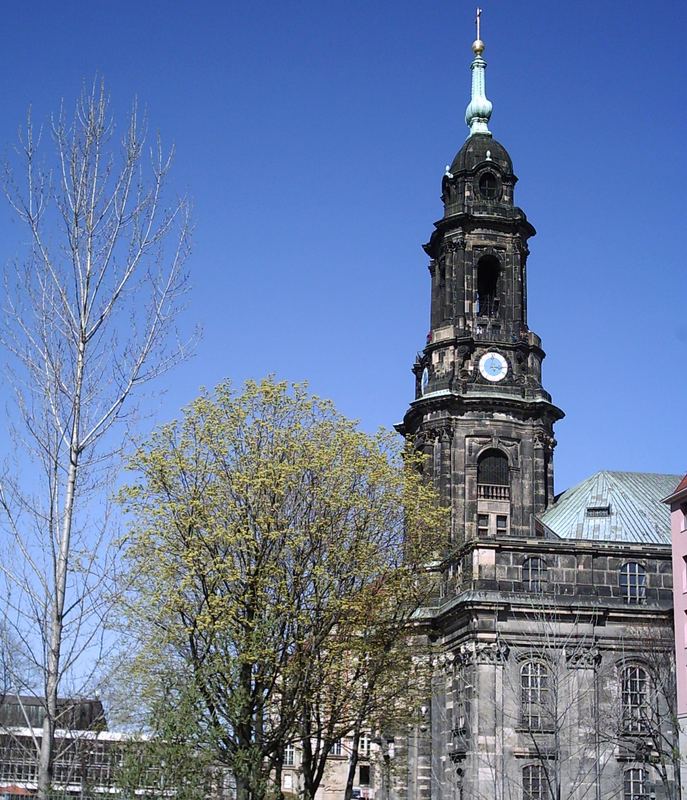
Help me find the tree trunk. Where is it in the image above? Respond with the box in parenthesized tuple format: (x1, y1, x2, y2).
(37, 344, 84, 800)
(344, 728, 361, 800)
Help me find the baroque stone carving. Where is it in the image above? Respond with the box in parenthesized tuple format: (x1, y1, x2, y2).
(433, 651, 456, 673)
(565, 646, 601, 669)
(533, 430, 556, 451)
(456, 640, 509, 665)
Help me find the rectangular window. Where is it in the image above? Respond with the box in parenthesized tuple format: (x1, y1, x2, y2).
(496, 515, 508, 533)
(523, 764, 545, 800)
(521, 661, 550, 730)
(359, 765, 370, 786)
(331, 740, 343, 757)
(586, 505, 611, 517)
(284, 744, 295, 767)
(621, 665, 651, 733)
(358, 733, 370, 757)
(478, 514, 489, 536)
(623, 768, 646, 800)
(619, 562, 646, 604)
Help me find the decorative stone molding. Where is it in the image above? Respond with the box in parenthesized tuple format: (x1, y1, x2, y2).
(467, 436, 520, 468)
(433, 651, 456, 673)
(533, 430, 555, 451)
(455, 640, 509, 665)
(516, 238, 530, 259)
(565, 646, 601, 669)
(475, 641, 510, 664)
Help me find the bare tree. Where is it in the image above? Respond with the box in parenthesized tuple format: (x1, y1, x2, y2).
(603, 628, 683, 800)
(435, 600, 621, 800)
(0, 80, 191, 800)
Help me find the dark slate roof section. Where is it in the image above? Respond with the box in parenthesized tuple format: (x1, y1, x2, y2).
(539, 471, 682, 545)
(450, 134, 513, 175)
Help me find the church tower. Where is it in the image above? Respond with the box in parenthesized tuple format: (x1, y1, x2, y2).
(393, 17, 679, 800)
(398, 14, 563, 547)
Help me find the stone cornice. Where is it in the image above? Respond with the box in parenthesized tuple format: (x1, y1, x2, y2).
(426, 590, 673, 632)
(455, 535, 671, 559)
(400, 392, 564, 434)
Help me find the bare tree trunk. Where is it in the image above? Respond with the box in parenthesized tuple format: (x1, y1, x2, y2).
(37, 345, 84, 799)
(0, 80, 191, 800)
(344, 727, 361, 800)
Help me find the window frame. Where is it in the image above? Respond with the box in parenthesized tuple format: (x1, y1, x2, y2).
(621, 664, 652, 734)
(283, 744, 295, 767)
(330, 739, 343, 757)
(478, 171, 500, 200)
(619, 562, 647, 604)
(522, 557, 547, 594)
(522, 763, 546, 800)
(520, 660, 551, 731)
(623, 767, 647, 800)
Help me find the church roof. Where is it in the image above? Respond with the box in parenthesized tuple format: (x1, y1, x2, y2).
(539, 470, 682, 545)
(450, 133, 513, 175)
(664, 472, 687, 500)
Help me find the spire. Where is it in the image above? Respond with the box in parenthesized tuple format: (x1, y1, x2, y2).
(464, 7, 493, 137)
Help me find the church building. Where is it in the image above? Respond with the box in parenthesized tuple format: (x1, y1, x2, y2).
(395, 14, 682, 800)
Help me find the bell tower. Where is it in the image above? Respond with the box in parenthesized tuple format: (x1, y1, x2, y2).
(398, 16, 564, 545)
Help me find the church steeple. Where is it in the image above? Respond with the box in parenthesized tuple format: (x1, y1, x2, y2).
(465, 8, 492, 137)
(399, 12, 563, 542)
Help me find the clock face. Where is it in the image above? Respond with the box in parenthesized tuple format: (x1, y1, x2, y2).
(479, 351, 508, 382)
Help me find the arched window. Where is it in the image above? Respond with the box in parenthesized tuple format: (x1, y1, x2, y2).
(619, 562, 646, 604)
(522, 557, 547, 594)
(621, 665, 651, 733)
(522, 764, 546, 800)
(623, 767, 646, 800)
(477, 256, 500, 317)
(477, 449, 510, 501)
(521, 661, 550, 730)
(477, 449, 509, 485)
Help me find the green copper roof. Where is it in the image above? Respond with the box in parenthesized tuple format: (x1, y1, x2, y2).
(539, 471, 682, 545)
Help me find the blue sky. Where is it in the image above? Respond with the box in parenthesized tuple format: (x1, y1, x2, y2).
(0, 0, 685, 493)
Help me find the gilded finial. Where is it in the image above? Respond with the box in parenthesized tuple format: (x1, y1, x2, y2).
(472, 8, 485, 55)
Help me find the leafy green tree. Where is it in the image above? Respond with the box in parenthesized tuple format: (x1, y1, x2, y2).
(120, 377, 445, 800)
(114, 683, 217, 800)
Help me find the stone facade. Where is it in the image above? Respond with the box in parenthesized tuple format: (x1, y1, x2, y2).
(396, 71, 679, 800)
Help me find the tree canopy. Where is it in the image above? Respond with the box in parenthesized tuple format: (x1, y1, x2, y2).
(120, 377, 445, 800)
